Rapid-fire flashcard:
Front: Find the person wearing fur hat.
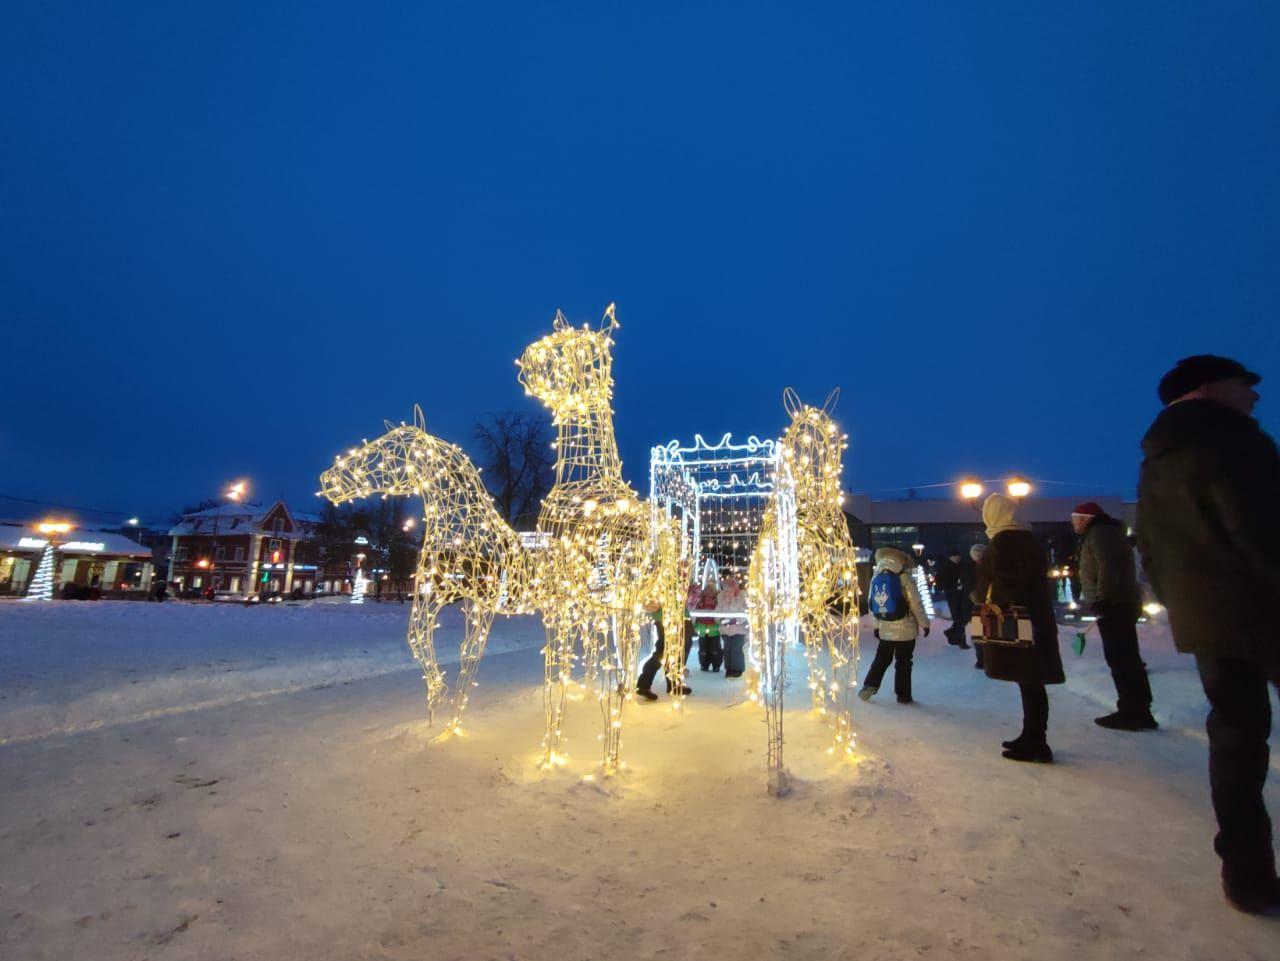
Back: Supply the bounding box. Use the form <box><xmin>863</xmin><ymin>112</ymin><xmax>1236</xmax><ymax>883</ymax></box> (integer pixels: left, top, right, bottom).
<box><xmin>1071</xmin><ymin>501</ymin><xmax>1156</xmax><ymax>731</ymax></box>
<box><xmin>1138</xmin><ymin>354</ymin><xmax>1280</xmax><ymax>913</ymax></box>
<box><xmin>860</xmin><ymin>546</ymin><xmax>931</xmax><ymax>704</ymax></box>
<box><xmin>972</xmin><ymin>493</ymin><xmax>1064</xmax><ymax>762</ymax></box>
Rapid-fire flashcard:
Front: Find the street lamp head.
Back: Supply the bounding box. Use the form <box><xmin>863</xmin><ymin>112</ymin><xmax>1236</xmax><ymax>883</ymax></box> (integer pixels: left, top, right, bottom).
<box><xmin>1007</xmin><ymin>479</ymin><xmax>1032</xmax><ymax>499</ymax></box>
<box><xmin>196</xmin><ymin>558</ymin><xmax>210</xmax><ymax>569</ymax></box>
<box><xmin>959</xmin><ymin>481</ymin><xmax>984</xmax><ymax>501</ymax></box>
<box><xmin>127</xmin><ymin>517</ymin><xmax>139</xmax><ymax>526</ymax></box>
<box><xmin>227</xmin><ymin>481</ymin><xmax>248</xmax><ymax>502</ymax></box>
<box><xmin>36</xmin><ymin>520</ymin><xmax>73</xmax><ymax>535</ymax></box>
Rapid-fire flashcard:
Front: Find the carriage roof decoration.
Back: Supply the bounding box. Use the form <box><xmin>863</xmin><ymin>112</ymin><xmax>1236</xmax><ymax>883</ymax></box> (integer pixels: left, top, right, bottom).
<box><xmin>319</xmin><ymin>304</ymin><xmax>859</xmax><ymax>795</ymax></box>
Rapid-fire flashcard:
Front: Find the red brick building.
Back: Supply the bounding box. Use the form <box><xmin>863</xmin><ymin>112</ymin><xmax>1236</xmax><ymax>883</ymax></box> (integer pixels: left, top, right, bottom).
<box><xmin>166</xmin><ymin>500</ymin><xmax>322</xmax><ymax>597</ymax></box>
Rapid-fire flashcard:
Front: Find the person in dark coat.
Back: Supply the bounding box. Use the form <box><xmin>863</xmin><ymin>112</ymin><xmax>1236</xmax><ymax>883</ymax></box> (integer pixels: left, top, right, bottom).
<box><xmin>635</xmin><ymin>604</ymin><xmax>693</xmax><ymax>700</ymax></box>
<box><xmin>1136</xmin><ymin>354</ymin><xmax>1280</xmax><ymax>914</ymax></box>
<box><xmin>972</xmin><ymin>493</ymin><xmax>1064</xmax><ymax>763</ymax></box>
<box><xmin>1071</xmin><ymin>502</ymin><xmax>1156</xmax><ymax>730</ymax></box>
<box><xmin>968</xmin><ymin>544</ymin><xmax>986</xmax><ymax>669</ymax></box>
<box><xmin>936</xmin><ymin>553</ymin><xmax>970</xmax><ymax>649</ymax></box>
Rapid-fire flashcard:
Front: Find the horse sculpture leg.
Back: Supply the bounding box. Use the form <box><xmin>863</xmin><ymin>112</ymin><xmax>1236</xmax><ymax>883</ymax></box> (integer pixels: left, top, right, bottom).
<box><xmin>442</xmin><ymin>601</ymin><xmax>496</xmax><ymax>737</ymax></box>
<box><xmin>539</xmin><ymin>617</ymin><xmax>575</xmax><ymax>767</ymax></box>
<box><xmin>406</xmin><ymin>588</ymin><xmax>449</xmax><ymax>725</ymax></box>
<box><xmin>599</xmin><ymin>610</ymin><xmax>638</xmax><ymax>771</ymax></box>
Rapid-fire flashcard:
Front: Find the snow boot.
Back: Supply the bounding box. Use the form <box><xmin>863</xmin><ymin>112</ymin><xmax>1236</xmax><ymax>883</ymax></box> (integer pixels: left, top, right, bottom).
<box><xmin>1002</xmin><ymin>742</ymin><xmax>1053</xmax><ymax>763</ymax></box>
<box><xmin>1094</xmin><ymin>711</ymin><xmax>1159</xmax><ymax>731</ymax></box>
<box><xmin>666</xmin><ymin>683</ymin><xmax>692</xmax><ymax>696</ymax></box>
<box><xmin>1223</xmin><ymin>875</ymin><xmax>1280</xmax><ymax>915</ymax></box>
<box><xmin>897</xmin><ymin>695</ymin><xmax>914</xmax><ymax>704</ymax></box>
<box><xmin>858</xmin><ymin>686</ymin><xmax>877</xmax><ymax>702</ymax></box>
<box><xmin>636</xmin><ymin>688</ymin><xmax>658</xmax><ymax>701</ymax></box>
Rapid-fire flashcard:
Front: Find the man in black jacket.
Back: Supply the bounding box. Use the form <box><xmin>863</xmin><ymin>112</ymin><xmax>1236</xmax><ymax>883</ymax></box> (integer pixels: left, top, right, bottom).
<box><xmin>1137</xmin><ymin>354</ymin><xmax>1280</xmax><ymax>914</ymax></box>
<box><xmin>1072</xmin><ymin>502</ymin><xmax>1155</xmax><ymax>730</ymax></box>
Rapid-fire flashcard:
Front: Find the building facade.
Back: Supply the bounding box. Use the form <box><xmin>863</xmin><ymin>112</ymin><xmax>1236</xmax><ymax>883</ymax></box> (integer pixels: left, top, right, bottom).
<box><xmin>166</xmin><ymin>500</ymin><xmax>323</xmax><ymax>597</ymax></box>
<box><xmin>0</xmin><ymin>524</ymin><xmax>154</xmax><ymax>597</ymax></box>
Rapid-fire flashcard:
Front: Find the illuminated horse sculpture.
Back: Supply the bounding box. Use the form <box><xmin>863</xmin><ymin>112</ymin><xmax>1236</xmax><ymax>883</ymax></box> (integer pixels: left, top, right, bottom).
<box><xmin>319</xmin><ymin>408</ymin><xmax>532</xmax><ymax>737</ymax></box>
<box><xmin>748</xmin><ymin>388</ymin><xmax>860</xmax><ymax>795</ymax></box>
<box><xmin>516</xmin><ymin>305</ymin><xmax>686</xmax><ymax>771</ymax></box>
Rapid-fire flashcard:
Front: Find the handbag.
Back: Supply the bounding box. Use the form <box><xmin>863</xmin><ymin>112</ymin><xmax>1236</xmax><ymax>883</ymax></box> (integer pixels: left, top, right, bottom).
<box><xmin>970</xmin><ymin>586</ymin><xmax>1035</xmax><ymax>647</ymax></box>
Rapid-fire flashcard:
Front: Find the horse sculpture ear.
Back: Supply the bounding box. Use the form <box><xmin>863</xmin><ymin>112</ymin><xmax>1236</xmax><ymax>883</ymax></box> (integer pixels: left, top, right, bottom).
<box><xmin>600</xmin><ymin>302</ymin><xmax>618</xmax><ymax>333</ymax></box>
<box><xmin>782</xmin><ymin>387</ymin><xmax>803</xmax><ymax>418</ymax></box>
<box><xmin>821</xmin><ymin>387</ymin><xmax>840</xmax><ymax>414</ymax></box>
<box><xmin>413</xmin><ymin>404</ymin><xmax>426</xmax><ymax>431</ymax></box>
<box><xmin>552</xmin><ymin>309</ymin><xmax>569</xmax><ymax>332</ymax></box>
<box><xmin>384</xmin><ymin>418</ymin><xmax>396</xmax><ymax>433</ymax></box>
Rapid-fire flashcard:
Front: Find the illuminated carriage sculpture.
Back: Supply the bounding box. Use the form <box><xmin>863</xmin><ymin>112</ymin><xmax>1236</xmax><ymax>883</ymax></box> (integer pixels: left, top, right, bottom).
<box><xmin>320</xmin><ymin>306</ymin><xmax>857</xmax><ymax>793</ymax></box>
<box><xmin>651</xmin><ymin>391</ymin><xmax>861</xmax><ymax>796</ymax></box>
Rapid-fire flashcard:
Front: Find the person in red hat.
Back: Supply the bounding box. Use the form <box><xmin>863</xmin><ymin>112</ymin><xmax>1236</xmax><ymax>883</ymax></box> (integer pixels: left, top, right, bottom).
<box><xmin>1070</xmin><ymin>501</ymin><xmax>1156</xmax><ymax>731</ymax></box>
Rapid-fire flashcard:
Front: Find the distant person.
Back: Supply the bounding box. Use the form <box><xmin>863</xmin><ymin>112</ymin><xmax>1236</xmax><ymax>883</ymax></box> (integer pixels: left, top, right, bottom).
<box><xmin>693</xmin><ymin>583</ymin><xmax>723</xmax><ymax>672</ymax></box>
<box><xmin>635</xmin><ymin>603</ymin><xmax>693</xmax><ymax>700</ymax></box>
<box><xmin>969</xmin><ymin>544</ymin><xmax>987</xmax><ymax>669</ymax></box>
<box><xmin>936</xmin><ymin>552</ymin><xmax>971</xmax><ymax>649</ymax></box>
<box><xmin>1137</xmin><ymin>355</ymin><xmax>1280</xmax><ymax>913</ymax></box>
<box><xmin>717</xmin><ymin>575</ymin><xmax>749</xmax><ymax>678</ymax></box>
<box><xmin>152</xmin><ymin>579</ymin><xmax>168</xmax><ymax>602</ymax></box>
<box><xmin>860</xmin><ymin>547</ymin><xmax>930</xmax><ymax>704</ymax></box>
<box><xmin>973</xmin><ymin>493</ymin><xmax>1064</xmax><ymax>762</ymax></box>
<box><xmin>1071</xmin><ymin>502</ymin><xmax>1156</xmax><ymax>731</ymax></box>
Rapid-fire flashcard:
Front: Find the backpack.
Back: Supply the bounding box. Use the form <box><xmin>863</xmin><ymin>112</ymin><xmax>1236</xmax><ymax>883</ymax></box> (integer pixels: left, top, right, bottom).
<box><xmin>869</xmin><ymin>570</ymin><xmax>909</xmax><ymax>621</ymax></box>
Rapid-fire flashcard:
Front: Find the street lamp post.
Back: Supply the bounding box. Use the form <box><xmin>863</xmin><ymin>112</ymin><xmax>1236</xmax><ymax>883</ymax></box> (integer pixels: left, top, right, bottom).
<box><xmin>206</xmin><ymin>481</ymin><xmax>248</xmax><ymax>599</ymax></box>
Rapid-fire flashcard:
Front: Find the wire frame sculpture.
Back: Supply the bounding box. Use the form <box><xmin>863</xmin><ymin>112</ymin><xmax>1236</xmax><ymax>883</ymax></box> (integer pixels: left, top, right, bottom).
<box><xmin>517</xmin><ymin>305</ymin><xmax>686</xmax><ymax>771</ymax></box>
<box><xmin>319</xmin><ymin>408</ymin><xmax>533</xmax><ymax>738</ymax></box>
<box><xmin>747</xmin><ymin>388</ymin><xmax>861</xmax><ymax>795</ymax></box>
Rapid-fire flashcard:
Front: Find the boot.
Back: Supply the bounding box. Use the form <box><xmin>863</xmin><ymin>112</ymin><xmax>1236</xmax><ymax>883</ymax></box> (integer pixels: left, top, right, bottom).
<box><xmin>636</xmin><ymin>688</ymin><xmax>658</xmax><ymax>701</ymax></box>
<box><xmin>1002</xmin><ymin>742</ymin><xmax>1053</xmax><ymax>763</ymax></box>
<box><xmin>1002</xmin><ymin>734</ymin><xmax>1027</xmax><ymax>750</ymax></box>
<box><xmin>1223</xmin><ymin>873</ymin><xmax>1280</xmax><ymax>915</ymax></box>
<box><xmin>1095</xmin><ymin>711</ymin><xmax>1158</xmax><ymax>731</ymax></box>
<box><xmin>858</xmin><ymin>686</ymin><xmax>877</xmax><ymax>702</ymax></box>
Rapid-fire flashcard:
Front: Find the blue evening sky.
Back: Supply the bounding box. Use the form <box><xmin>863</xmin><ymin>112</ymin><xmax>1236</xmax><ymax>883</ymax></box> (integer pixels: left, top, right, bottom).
<box><xmin>2</xmin><ymin>2</ymin><xmax>1278</xmax><ymax>524</ymax></box>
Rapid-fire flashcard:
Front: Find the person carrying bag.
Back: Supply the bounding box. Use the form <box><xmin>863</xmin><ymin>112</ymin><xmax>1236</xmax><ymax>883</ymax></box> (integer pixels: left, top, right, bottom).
<box><xmin>972</xmin><ymin>493</ymin><xmax>1065</xmax><ymax>763</ymax></box>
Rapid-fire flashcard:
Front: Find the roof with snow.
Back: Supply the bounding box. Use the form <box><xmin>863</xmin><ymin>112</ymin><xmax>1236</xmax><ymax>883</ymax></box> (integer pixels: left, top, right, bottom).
<box><xmin>0</xmin><ymin>526</ymin><xmax>152</xmax><ymax>558</ymax></box>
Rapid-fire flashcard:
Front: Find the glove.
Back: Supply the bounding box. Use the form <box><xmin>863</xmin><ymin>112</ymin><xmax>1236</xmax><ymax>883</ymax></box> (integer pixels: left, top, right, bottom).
<box><xmin>873</xmin><ymin>628</ymin><xmax>880</xmax><ymax>640</ymax></box>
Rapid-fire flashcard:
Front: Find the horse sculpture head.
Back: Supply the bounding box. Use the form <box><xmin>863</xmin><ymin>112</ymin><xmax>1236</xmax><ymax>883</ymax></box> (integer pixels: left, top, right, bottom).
<box><xmin>319</xmin><ymin>406</ymin><xmax>437</xmax><ymax>504</ymax></box>
<box><xmin>517</xmin><ymin>304</ymin><xmax>619</xmax><ymax>422</ymax></box>
<box><xmin>780</xmin><ymin>387</ymin><xmax>848</xmax><ymax>514</ymax></box>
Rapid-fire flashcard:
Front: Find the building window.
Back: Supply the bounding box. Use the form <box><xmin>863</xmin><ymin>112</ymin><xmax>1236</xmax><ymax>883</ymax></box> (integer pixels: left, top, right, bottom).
<box><xmin>177</xmin><ymin>547</ymin><xmax>189</xmax><ymax>561</ymax></box>
<box><xmin>269</xmin><ymin>539</ymin><xmax>281</xmax><ymax>553</ymax></box>
<box><xmin>215</xmin><ymin>546</ymin><xmax>226</xmax><ymax>561</ymax></box>
<box><xmin>193</xmin><ymin>575</ymin><xmax>203</xmax><ymax>588</ymax></box>
<box><xmin>274</xmin><ymin>518</ymin><xmax>285</xmax><ymax>533</ymax></box>
<box><xmin>233</xmin><ymin>547</ymin><xmax>245</xmax><ymax>562</ymax></box>
<box><xmin>229</xmin><ymin>576</ymin><xmax>242</xmax><ymax>592</ymax></box>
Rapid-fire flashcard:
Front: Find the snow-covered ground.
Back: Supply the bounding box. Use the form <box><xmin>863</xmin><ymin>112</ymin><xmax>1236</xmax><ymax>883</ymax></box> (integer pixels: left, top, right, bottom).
<box><xmin>1</xmin><ymin>600</ymin><xmax>1277</xmax><ymax>960</ymax></box>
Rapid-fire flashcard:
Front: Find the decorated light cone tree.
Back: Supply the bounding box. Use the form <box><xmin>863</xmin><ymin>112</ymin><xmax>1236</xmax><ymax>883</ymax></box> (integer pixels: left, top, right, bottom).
<box><xmin>25</xmin><ymin>545</ymin><xmax>57</xmax><ymax>601</ymax></box>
